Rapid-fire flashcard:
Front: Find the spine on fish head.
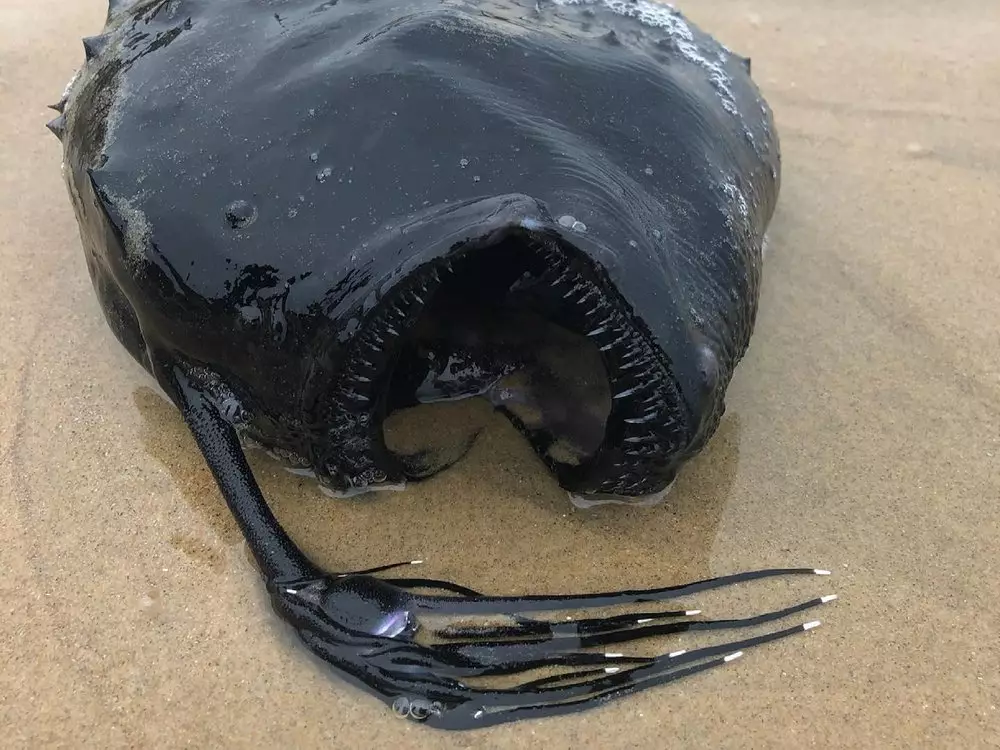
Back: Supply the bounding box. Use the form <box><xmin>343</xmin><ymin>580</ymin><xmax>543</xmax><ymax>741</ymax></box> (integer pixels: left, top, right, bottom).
<box><xmin>45</xmin><ymin>0</ymin><xmax>133</xmax><ymax>144</ymax></box>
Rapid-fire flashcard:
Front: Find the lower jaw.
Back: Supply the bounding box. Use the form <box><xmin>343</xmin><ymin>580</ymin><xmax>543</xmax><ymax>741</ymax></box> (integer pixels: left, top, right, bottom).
<box><xmin>313</xmin><ymin>228</ymin><xmax>692</xmax><ymax>500</ymax></box>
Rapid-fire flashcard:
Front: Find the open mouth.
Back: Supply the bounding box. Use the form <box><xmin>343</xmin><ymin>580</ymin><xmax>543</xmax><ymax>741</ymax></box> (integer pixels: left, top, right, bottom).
<box><xmin>316</xmin><ymin>226</ymin><xmax>693</xmax><ymax>500</ymax></box>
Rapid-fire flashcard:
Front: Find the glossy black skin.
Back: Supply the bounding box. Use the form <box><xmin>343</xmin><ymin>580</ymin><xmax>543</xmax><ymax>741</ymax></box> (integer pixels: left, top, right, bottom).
<box><xmin>61</xmin><ymin>0</ymin><xmax>779</xmax><ymax>495</ymax></box>
<box><xmin>48</xmin><ymin>0</ymin><xmax>817</xmax><ymax>731</ymax></box>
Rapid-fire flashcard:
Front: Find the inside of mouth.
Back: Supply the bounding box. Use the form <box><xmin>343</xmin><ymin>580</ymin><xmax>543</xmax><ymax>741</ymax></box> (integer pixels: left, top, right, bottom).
<box><xmin>326</xmin><ymin>226</ymin><xmax>688</xmax><ymax>499</ymax></box>
<box><xmin>382</xmin><ymin>235</ymin><xmax>613</xmax><ymax>477</ymax></box>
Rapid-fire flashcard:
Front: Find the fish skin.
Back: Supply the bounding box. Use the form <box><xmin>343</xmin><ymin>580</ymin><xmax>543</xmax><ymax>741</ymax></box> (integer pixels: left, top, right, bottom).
<box><xmin>55</xmin><ymin>0</ymin><xmax>780</xmax><ymax>496</ymax></box>
<box><xmin>43</xmin><ymin>0</ymin><xmax>815</xmax><ymax>731</ymax></box>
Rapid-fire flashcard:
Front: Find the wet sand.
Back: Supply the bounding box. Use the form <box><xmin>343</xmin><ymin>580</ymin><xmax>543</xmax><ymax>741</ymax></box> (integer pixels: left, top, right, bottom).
<box><xmin>2</xmin><ymin>0</ymin><xmax>999</xmax><ymax>747</ymax></box>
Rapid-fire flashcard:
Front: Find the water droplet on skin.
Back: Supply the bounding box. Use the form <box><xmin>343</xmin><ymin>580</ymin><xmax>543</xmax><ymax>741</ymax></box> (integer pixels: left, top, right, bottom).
<box><xmin>558</xmin><ymin>214</ymin><xmax>576</xmax><ymax>228</ymax></box>
<box><xmin>287</xmin><ymin>207</ymin><xmax>298</xmax><ymax>218</ymax></box>
<box><xmin>629</xmin><ymin>240</ymin><xmax>639</xmax><ymax>248</ymax></box>
<box><xmin>224</xmin><ymin>200</ymin><xmax>257</xmax><ymax>229</ymax></box>
<box><xmin>652</xmin><ymin>229</ymin><xmax>662</xmax><ymax>240</ymax></box>
<box><xmin>316</xmin><ymin>167</ymin><xmax>332</xmax><ymax>183</ymax></box>
<box><xmin>308</xmin><ymin>108</ymin><xmax>316</xmax><ymax>116</ymax></box>
<box><xmin>239</xmin><ymin>305</ymin><xmax>261</xmax><ymax>323</ymax></box>
<box><xmin>309</xmin><ymin>152</ymin><xmax>319</xmax><ymax>162</ymax></box>
<box><xmin>459</xmin><ymin>158</ymin><xmax>469</xmax><ymax>168</ymax></box>
<box><xmin>644</xmin><ymin>166</ymin><xmax>654</xmax><ymax>175</ymax></box>
<box><xmin>571</xmin><ymin>220</ymin><xmax>587</xmax><ymax>232</ymax></box>
<box><xmin>473</xmin><ymin>175</ymin><xmax>481</xmax><ymax>183</ymax></box>
<box><xmin>392</xmin><ymin>697</ymin><xmax>410</xmax><ymax>717</ymax></box>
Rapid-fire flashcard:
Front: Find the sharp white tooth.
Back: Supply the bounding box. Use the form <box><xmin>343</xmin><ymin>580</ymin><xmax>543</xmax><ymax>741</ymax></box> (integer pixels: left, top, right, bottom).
<box><xmin>625</xmin><ymin>413</ymin><xmax>658</xmax><ymax>424</ymax></box>
<box><xmin>614</xmin><ymin>385</ymin><xmax>641</xmax><ymax>400</ymax></box>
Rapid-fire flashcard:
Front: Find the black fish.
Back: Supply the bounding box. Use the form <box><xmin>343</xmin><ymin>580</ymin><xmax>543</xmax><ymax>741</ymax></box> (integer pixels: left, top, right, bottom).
<box><xmin>51</xmin><ymin>0</ymin><xmax>834</xmax><ymax>729</ymax></box>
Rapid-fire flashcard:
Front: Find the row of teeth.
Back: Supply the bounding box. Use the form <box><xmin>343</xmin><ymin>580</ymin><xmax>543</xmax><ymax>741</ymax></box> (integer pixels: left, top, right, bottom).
<box><xmin>318</xmin><ymin>261</ymin><xmax>454</xmax><ymax>489</ymax></box>
<box><xmin>318</xmin><ymin>236</ymin><xmax>687</xmax><ymax>496</ymax></box>
<box><xmin>529</xmin><ymin>242</ymin><xmax>689</xmax><ymax>496</ymax></box>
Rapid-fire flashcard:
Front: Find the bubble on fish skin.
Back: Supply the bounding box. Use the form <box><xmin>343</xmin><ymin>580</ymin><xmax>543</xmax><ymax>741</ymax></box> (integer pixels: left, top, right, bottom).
<box><xmin>721</xmin><ymin>178</ymin><xmax>750</xmax><ymax>228</ymax></box>
<box><xmin>554</xmin><ymin>0</ymin><xmax>739</xmax><ymax>116</ymax></box>
<box><xmin>391</xmin><ymin>697</ymin><xmax>410</xmax><ymax>717</ymax></box>
<box><xmin>472</xmin><ymin>175</ymin><xmax>481</xmax><ymax>182</ymax></box>
<box><xmin>309</xmin><ymin>152</ymin><xmax>319</xmax><ymax>162</ymax></box>
<box><xmin>316</xmin><ymin>166</ymin><xmax>333</xmax><ymax>183</ymax></box>
<box><xmin>459</xmin><ymin>157</ymin><xmax>469</xmax><ymax>168</ymax></box>
<box><xmin>556</xmin><ymin>214</ymin><xmax>588</xmax><ymax>232</ymax></box>
<box><xmin>239</xmin><ymin>305</ymin><xmax>261</xmax><ymax>324</ymax></box>
<box><xmin>103</xmin><ymin>190</ymin><xmax>153</xmax><ymax>271</ymax></box>
<box><xmin>220</xmin><ymin>396</ymin><xmax>245</xmax><ymax>422</ymax></box>
<box><xmin>644</xmin><ymin>166</ymin><xmax>654</xmax><ymax>175</ymax></box>
<box><xmin>224</xmin><ymin>199</ymin><xmax>257</xmax><ymax>229</ymax></box>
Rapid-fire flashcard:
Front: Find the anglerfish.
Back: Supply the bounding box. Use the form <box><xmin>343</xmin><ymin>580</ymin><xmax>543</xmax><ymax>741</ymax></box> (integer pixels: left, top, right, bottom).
<box><xmin>49</xmin><ymin>0</ymin><xmax>836</xmax><ymax>729</ymax></box>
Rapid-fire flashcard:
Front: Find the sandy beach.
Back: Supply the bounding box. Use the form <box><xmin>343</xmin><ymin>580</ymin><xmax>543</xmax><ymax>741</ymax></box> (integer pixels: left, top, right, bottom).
<box><xmin>2</xmin><ymin>0</ymin><xmax>999</xmax><ymax>747</ymax></box>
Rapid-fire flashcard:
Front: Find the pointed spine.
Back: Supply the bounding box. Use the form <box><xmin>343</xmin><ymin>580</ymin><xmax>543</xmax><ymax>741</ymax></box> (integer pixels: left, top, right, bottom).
<box><xmin>83</xmin><ymin>34</ymin><xmax>110</xmax><ymax>61</ymax></box>
<box><xmin>46</xmin><ymin>114</ymin><xmax>67</xmax><ymax>141</ymax></box>
<box><xmin>48</xmin><ymin>98</ymin><xmax>67</xmax><ymax>114</ymax></box>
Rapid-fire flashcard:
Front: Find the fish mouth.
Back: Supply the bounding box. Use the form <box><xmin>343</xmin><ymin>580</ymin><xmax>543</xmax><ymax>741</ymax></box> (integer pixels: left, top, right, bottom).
<box><xmin>315</xmin><ymin>224</ymin><xmax>694</xmax><ymax>499</ymax></box>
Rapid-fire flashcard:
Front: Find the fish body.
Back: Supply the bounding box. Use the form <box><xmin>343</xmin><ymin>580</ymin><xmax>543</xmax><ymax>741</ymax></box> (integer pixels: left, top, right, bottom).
<box><xmin>56</xmin><ymin>0</ymin><xmax>779</xmax><ymax>498</ymax></box>
<box><xmin>47</xmin><ymin>1</ymin><xmax>819</xmax><ymax>731</ymax></box>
